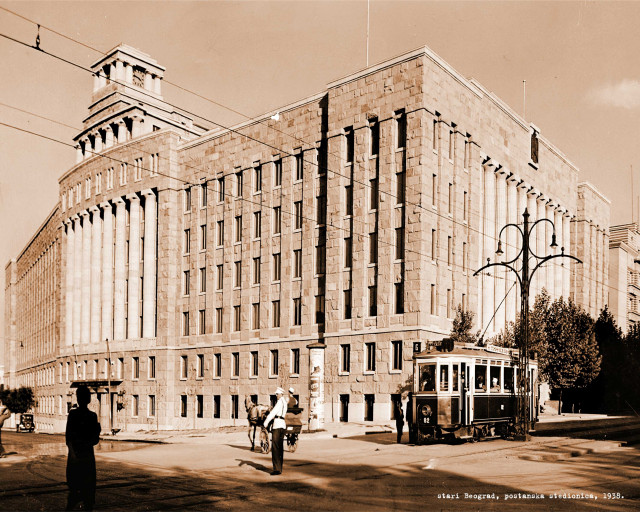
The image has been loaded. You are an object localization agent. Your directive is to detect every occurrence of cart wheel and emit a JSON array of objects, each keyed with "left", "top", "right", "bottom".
[
  {"left": 260, "top": 429, "right": 270, "bottom": 454},
  {"left": 288, "top": 434, "right": 298, "bottom": 453}
]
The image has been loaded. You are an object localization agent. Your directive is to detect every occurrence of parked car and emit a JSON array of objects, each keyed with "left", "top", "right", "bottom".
[{"left": 16, "top": 413, "right": 35, "bottom": 433}]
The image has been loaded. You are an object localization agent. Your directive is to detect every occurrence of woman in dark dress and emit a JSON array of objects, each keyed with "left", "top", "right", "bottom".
[{"left": 65, "top": 385, "right": 101, "bottom": 511}]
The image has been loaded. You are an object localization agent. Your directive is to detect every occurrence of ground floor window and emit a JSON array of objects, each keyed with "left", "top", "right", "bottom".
[
  {"left": 180, "top": 395, "right": 187, "bottom": 417},
  {"left": 197, "top": 394, "right": 204, "bottom": 418},
  {"left": 213, "top": 395, "right": 220, "bottom": 418},
  {"left": 231, "top": 395, "right": 239, "bottom": 419},
  {"left": 364, "top": 394, "right": 375, "bottom": 421},
  {"left": 340, "top": 394, "right": 349, "bottom": 422}
]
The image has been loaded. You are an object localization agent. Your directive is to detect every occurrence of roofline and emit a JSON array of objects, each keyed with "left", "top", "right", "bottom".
[
  {"left": 14, "top": 205, "right": 60, "bottom": 263},
  {"left": 578, "top": 180, "right": 611, "bottom": 205},
  {"left": 91, "top": 44, "right": 166, "bottom": 73}
]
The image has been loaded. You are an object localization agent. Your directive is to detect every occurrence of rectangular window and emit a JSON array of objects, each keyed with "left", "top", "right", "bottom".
[
  {"left": 449, "top": 129, "right": 454, "bottom": 160},
  {"left": 213, "top": 353, "right": 221, "bottom": 378},
  {"left": 274, "top": 159, "right": 282, "bottom": 187},
  {"left": 431, "top": 284, "right": 436, "bottom": 315},
  {"left": 345, "top": 128, "right": 354, "bottom": 163},
  {"left": 233, "top": 305, "right": 241, "bottom": 331},
  {"left": 199, "top": 267, "right": 206, "bottom": 293},
  {"left": 216, "top": 264, "right": 223, "bottom": 290},
  {"left": 252, "top": 302, "right": 260, "bottom": 330},
  {"left": 293, "top": 297, "right": 302, "bottom": 326},
  {"left": 395, "top": 227, "right": 404, "bottom": 260},
  {"left": 316, "top": 243, "right": 326, "bottom": 274},
  {"left": 232, "top": 352, "right": 239, "bottom": 377},
  {"left": 234, "top": 216, "right": 242, "bottom": 243},
  {"left": 315, "top": 294, "right": 325, "bottom": 324},
  {"left": 370, "top": 119, "right": 379, "bottom": 156},
  {"left": 180, "top": 355, "right": 188, "bottom": 379},
  {"left": 183, "top": 270, "right": 190, "bottom": 295},
  {"left": 448, "top": 183, "right": 453, "bottom": 214},
  {"left": 251, "top": 351, "right": 259, "bottom": 377},
  {"left": 148, "top": 395, "right": 156, "bottom": 417},
  {"left": 344, "top": 237, "right": 352, "bottom": 268},
  {"left": 316, "top": 195, "right": 326, "bottom": 224},
  {"left": 201, "top": 183, "right": 207, "bottom": 208},
  {"left": 196, "top": 395, "right": 204, "bottom": 418},
  {"left": 345, "top": 185, "right": 353, "bottom": 216},
  {"left": 150, "top": 153, "right": 159, "bottom": 176},
  {"left": 213, "top": 395, "right": 221, "bottom": 418},
  {"left": 148, "top": 356, "right": 156, "bottom": 379},
  {"left": 369, "top": 178, "right": 378, "bottom": 210},
  {"left": 218, "top": 177, "right": 225, "bottom": 202},
  {"left": 294, "top": 201, "right": 303, "bottom": 230},
  {"left": 295, "top": 152, "right": 303, "bottom": 181},
  {"left": 447, "top": 289, "right": 452, "bottom": 318},
  {"left": 132, "top": 357, "right": 139, "bottom": 380},
  {"left": 432, "top": 174, "right": 437, "bottom": 206},
  {"left": 341, "top": 344, "right": 351, "bottom": 373},
  {"left": 396, "top": 110, "right": 406, "bottom": 149},
  {"left": 253, "top": 211, "right": 261, "bottom": 239},
  {"left": 395, "top": 282, "right": 404, "bottom": 314},
  {"left": 120, "top": 163, "right": 128, "bottom": 186},
  {"left": 431, "top": 229, "right": 437, "bottom": 260},
  {"left": 433, "top": 119, "right": 438, "bottom": 151},
  {"left": 462, "top": 293, "right": 467, "bottom": 311},
  {"left": 364, "top": 394, "right": 374, "bottom": 421},
  {"left": 132, "top": 395, "right": 139, "bottom": 417},
  {"left": 293, "top": 249, "right": 302, "bottom": 278},
  {"left": 234, "top": 260, "right": 241, "bottom": 287},
  {"left": 180, "top": 395, "right": 188, "bottom": 417},
  {"left": 236, "top": 170, "right": 243, "bottom": 196},
  {"left": 107, "top": 168, "right": 113, "bottom": 190},
  {"left": 197, "top": 354, "right": 204, "bottom": 378},
  {"left": 184, "top": 229, "right": 191, "bottom": 254},
  {"left": 270, "top": 349, "right": 279, "bottom": 376},
  {"left": 369, "top": 284, "right": 377, "bottom": 317},
  {"left": 463, "top": 242, "right": 467, "bottom": 273},
  {"left": 216, "top": 220, "right": 224, "bottom": 246},
  {"left": 392, "top": 341, "right": 403, "bottom": 371},
  {"left": 184, "top": 188, "right": 191, "bottom": 212},
  {"left": 231, "top": 395, "right": 239, "bottom": 419},
  {"left": 118, "top": 358, "right": 124, "bottom": 379},
  {"left": 464, "top": 138, "right": 470, "bottom": 169},
  {"left": 182, "top": 311, "right": 190, "bottom": 336},
  {"left": 273, "top": 253, "right": 281, "bottom": 281},
  {"left": 273, "top": 206, "right": 281, "bottom": 234},
  {"left": 135, "top": 158, "right": 143, "bottom": 181},
  {"left": 272, "top": 300, "right": 280, "bottom": 328},
  {"left": 447, "top": 236, "right": 452, "bottom": 266},
  {"left": 254, "top": 165, "right": 262, "bottom": 193},
  {"left": 200, "top": 225, "right": 206, "bottom": 251},
  {"left": 344, "top": 289, "right": 352, "bottom": 319},
  {"left": 369, "top": 232, "right": 378, "bottom": 264},
  {"left": 366, "top": 342, "right": 376, "bottom": 372},
  {"left": 198, "top": 309, "right": 206, "bottom": 335},
  {"left": 216, "top": 308, "right": 223, "bottom": 333},
  {"left": 252, "top": 257, "right": 261, "bottom": 285}
]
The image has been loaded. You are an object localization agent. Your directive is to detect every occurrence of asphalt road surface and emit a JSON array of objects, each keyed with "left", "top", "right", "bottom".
[{"left": 1, "top": 430, "right": 639, "bottom": 511}]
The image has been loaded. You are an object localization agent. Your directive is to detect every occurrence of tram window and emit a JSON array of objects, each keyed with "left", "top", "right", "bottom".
[
  {"left": 504, "top": 367, "right": 514, "bottom": 392},
  {"left": 419, "top": 364, "right": 436, "bottom": 392},
  {"left": 476, "top": 364, "right": 487, "bottom": 391},
  {"left": 490, "top": 366, "right": 501, "bottom": 392},
  {"left": 440, "top": 365, "right": 449, "bottom": 391},
  {"left": 452, "top": 365, "right": 459, "bottom": 392}
]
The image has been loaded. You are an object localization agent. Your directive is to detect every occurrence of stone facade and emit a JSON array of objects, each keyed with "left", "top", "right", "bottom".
[
  {"left": 609, "top": 223, "right": 640, "bottom": 332},
  {"left": 4, "top": 44, "right": 610, "bottom": 432}
]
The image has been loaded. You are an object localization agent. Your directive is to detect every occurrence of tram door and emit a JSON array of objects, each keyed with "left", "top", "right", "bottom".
[{"left": 460, "top": 362, "right": 467, "bottom": 425}]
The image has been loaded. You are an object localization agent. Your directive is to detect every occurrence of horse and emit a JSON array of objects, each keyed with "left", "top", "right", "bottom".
[{"left": 245, "top": 396, "right": 272, "bottom": 451}]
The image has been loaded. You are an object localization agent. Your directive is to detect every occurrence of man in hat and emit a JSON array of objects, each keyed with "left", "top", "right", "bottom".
[
  {"left": 287, "top": 387, "right": 298, "bottom": 408},
  {"left": 264, "top": 387, "right": 288, "bottom": 475}
]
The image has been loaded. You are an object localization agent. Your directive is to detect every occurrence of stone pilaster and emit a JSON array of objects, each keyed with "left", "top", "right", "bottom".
[
  {"left": 545, "top": 201, "right": 555, "bottom": 298},
  {"left": 101, "top": 202, "right": 114, "bottom": 342},
  {"left": 104, "top": 126, "right": 114, "bottom": 149},
  {"left": 553, "top": 208, "right": 563, "bottom": 300},
  {"left": 536, "top": 196, "right": 546, "bottom": 300},
  {"left": 494, "top": 168, "right": 506, "bottom": 332},
  {"left": 482, "top": 161, "right": 495, "bottom": 333},
  {"left": 90, "top": 206, "right": 102, "bottom": 344},
  {"left": 113, "top": 197, "right": 127, "bottom": 340},
  {"left": 562, "top": 212, "right": 571, "bottom": 299},
  {"left": 526, "top": 189, "right": 539, "bottom": 305},
  {"left": 505, "top": 176, "right": 518, "bottom": 324},
  {"left": 72, "top": 214, "right": 82, "bottom": 344},
  {"left": 64, "top": 219, "right": 74, "bottom": 347},
  {"left": 142, "top": 190, "right": 157, "bottom": 338},
  {"left": 127, "top": 193, "right": 141, "bottom": 339},
  {"left": 80, "top": 210, "right": 92, "bottom": 343}
]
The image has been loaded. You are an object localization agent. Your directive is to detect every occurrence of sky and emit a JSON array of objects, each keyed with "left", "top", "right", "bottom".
[{"left": 1, "top": 0, "right": 640, "bottom": 353}]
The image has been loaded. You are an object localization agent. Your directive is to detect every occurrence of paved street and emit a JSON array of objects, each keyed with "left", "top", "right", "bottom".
[{"left": 1, "top": 429, "right": 639, "bottom": 511}]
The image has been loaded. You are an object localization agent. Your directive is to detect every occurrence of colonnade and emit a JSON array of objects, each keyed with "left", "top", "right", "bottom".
[
  {"left": 75, "top": 114, "right": 152, "bottom": 163},
  {"left": 63, "top": 189, "right": 157, "bottom": 346}
]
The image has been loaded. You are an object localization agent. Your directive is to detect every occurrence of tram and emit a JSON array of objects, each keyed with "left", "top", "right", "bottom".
[{"left": 410, "top": 341, "right": 538, "bottom": 443}]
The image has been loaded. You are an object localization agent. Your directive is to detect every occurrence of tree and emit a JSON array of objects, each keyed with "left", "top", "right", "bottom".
[
  {"left": 450, "top": 305, "right": 478, "bottom": 345},
  {"left": 589, "top": 307, "right": 624, "bottom": 412},
  {"left": 0, "top": 386, "right": 36, "bottom": 414}
]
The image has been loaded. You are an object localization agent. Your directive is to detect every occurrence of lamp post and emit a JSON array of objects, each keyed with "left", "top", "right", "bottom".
[{"left": 474, "top": 208, "right": 581, "bottom": 440}]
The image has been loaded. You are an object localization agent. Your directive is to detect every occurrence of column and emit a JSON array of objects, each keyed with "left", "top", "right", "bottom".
[
  {"left": 90, "top": 206, "right": 102, "bottom": 344},
  {"left": 562, "top": 212, "right": 571, "bottom": 299},
  {"left": 98, "top": 70, "right": 106, "bottom": 89},
  {"left": 494, "top": 168, "right": 507, "bottom": 333},
  {"left": 113, "top": 198, "right": 127, "bottom": 340},
  {"left": 101, "top": 202, "right": 114, "bottom": 342},
  {"left": 590, "top": 223, "right": 597, "bottom": 316},
  {"left": 307, "top": 342, "right": 325, "bottom": 431},
  {"left": 64, "top": 219, "right": 74, "bottom": 347},
  {"left": 94, "top": 132, "right": 103, "bottom": 153},
  {"left": 154, "top": 76, "right": 161, "bottom": 95},
  {"left": 545, "top": 201, "right": 555, "bottom": 299},
  {"left": 93, "top": 73, "right": 100, "bottom": 93},
  {"left": 72, "top": 215, "right": 82, "bottom": 344},
  {"left": 82, "top": 137, "right": 92, "bottom": 160},
  {"left": 516, "top": 182, "right": 528, "bottom": 314},
  {"left": 505, "top": 176, "right": 518, "bottom": 324},
  {"left": 482, "top": 163, "right": 495, "bottom": 333},
  {"left": 104, "top": 125, "right": 114, "bottom": 149},
  {"left": 536, "top": 196, "right": 546, "bottom": 300},
  {"left": 554, "top": 208, "right": 563, "bottom": 300},
  {"left": 116, "top": 60, "right": 124, "bottom": 81},
  {"left": 80, "top": 210, "right": 92, "bottom": 343},
  {"left": 527, "top": 189, "right": 538, "bottom": 304},
  {"left": 142, "top": 190, "right": 157, "bottom": 338},
  {"left": 116, "top": 120, "right": 127, "bottom": 144},
  {"left": 125, "top": 63, "right": 133, "bottom": 83},
  {"left": 127, "top": 193, "right": 141, "bottom": 339},
  {"left": 131, "top": 115, "right": 143, "bottom": 138},
  {"left": 75, "top": 144, "right": 83, "bottom": 164},
  {"left": 144, "top": 72, "right": 152, "bottom": 91}
]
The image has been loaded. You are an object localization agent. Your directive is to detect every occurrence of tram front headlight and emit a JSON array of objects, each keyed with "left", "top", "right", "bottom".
[{"left": 421, "top": 405, "right": 432, "bottom": 417}]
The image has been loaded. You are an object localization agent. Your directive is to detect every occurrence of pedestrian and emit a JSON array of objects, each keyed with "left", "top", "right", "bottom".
[
  {"left": 406, "top": 393, "right": 415, "bottom": 444},
  {"left": 0, "top": 405, "right": 12, "bottom": 458},
  {"left": 264, "top": 387, "right": 287, "bottom": 475},
  {"left": 287, "top": 387, "right": 298, "bottom": 408},
  {"left": 65, "top": 385, "right": 101, "bottom": 511},
  {"left": 395, "top": 401, "right": 404, "bottom": 444}
]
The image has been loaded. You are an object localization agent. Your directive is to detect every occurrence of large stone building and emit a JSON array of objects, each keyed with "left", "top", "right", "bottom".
[
  {"left": 608, "top": 223, "right": 640, "bottom": 332},
  {"left": 3, "top": 44, "right": 609, "bottom": 433}
]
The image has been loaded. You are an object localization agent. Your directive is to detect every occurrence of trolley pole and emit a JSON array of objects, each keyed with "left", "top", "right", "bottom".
[{"left": 474, "top": 208, "right": 581, "bottom": 441}]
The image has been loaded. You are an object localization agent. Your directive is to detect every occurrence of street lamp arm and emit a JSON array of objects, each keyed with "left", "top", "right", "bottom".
[
  {"left": 473, "top": 261, "right": 523, "bottom": 289},
  {"left": 527, "top": 218, "right": 556, "bottom": 260},
  {"left": 529, "top": 253, "right": 582, "bottom": 284},
  {"left": 497, "top": 223, "right": 525, "bottom": 265}
]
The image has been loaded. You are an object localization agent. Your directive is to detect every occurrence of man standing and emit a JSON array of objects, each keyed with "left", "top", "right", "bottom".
[
  {"left": 0, "top": 405, "right": 12, "bottom": 458},
  {"left": 395, "top": 401, "right": 404, "bottom": 444},
  {"left": 287, "top": 387, "right": 298, "bottom": 408},
  {"left": 264, "top": 387, "right": 287, "bottom": 475}
]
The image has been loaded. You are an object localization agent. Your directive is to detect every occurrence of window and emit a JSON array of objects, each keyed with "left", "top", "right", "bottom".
[
  {"left": 370, "top": 178, "right": 378, "bottom": 210},
  {"left": 345, "top": 128, "right": 354, "bottom": 163},
  {"left": 369, "top": 232, "right": 378, "bottom": 264},
  {"left": 293, "top": 297, "right": 302, "bottom": 326},
  {"left": 216, "top": 220, "right": 224, "bottom": 246},
  {"left": 216, "top": 264, "right": 223, "bottom": 290},
  {"left": 201, "top": 183, "right": 208, "bottom": 208},
  {"left": 395, "top": 227, "right": 404, "bottom": 260},
  {"left": 396, "top": 110, "right": 406, "bottom": 149},
  {"left": 213, "top": 395, "right": 221, "bottom": 418},
  {"left": 148, "top": 356, "right": 156, "bottom": 379},
  {"left": 394, "top": 282, "right": 404, "bottom": 314},
  {"left": 273, "top": 253, "right": 281, "bottom": 281},
  {"left": 447, "top": 236, "right": 452, "bottom": 266},
  {"left": 293, "top": 249, "right": 302, "bottom": 278},
  {"left": 345, "top": 185, "right": 353, "bottom": 216},
  {"left": 476, "top": 364, "right": 487, "bottom": 391},
  {"left": 236, "top": 170, "right": 243, "bottom": 196},
  {"left": 344, "top": 289, "right": 352, "bottom": 319},
  {"left": 294, "top": 201, "right": 302, "bottom": 230},
  {"left": 253, "top": 211, "right": 261, "bottom": 239},
  {"left": 216, "top": 308, "right": 223, "bottom": 333},
  {"left": 291, "top": 348, "right": 300, "bottom": 375},
  {"left": 252, "top": 257, "right": 261, "bottom": 285},
  {"left": 117, "top": 358, "right": 124, "bottom": 379},
  {"left": 270, "top": 349, "right": 279, "bottom": 376},
  {"left": 392, "top": 341, "right": 403, "bottom": 371},
  {"left": 132, "top": 395, "right": 139, "bottom": 417},
  {"left": 315, "top": 294, "right": 325, "bottom": 324},
  {"left": 218, "top": 177, "right": 225, "bottom": 202},
  {"left": 463, "top": 242, "right": 467, "bottom": 273},
  {"left": 180, "top": 355, "right": 188, "bottom": 379},
  {"left": 213, "top": 353, "right": 221, "bottom": 378},
  {"left": 234, "top": 261, "right": 241, "bottom": 287},
  {"left": 184, "top": 188, "right": 191, "bottom": 212},
  {"left": 273, "top": 206, "right": 281, "bottom": 234},
  {"left": 341, "top": 344, "right": 351, "bottom": 373},
  {"left": 251, "top": 351, "right": 259, "bottom": 377},
  {"left": 274, "top": 159, "right": 282, "bottom": 187},
  {"left": 231, "top": 395, "right": 239, "bottom": 419},
  {"left": 197, "top": 354, "right": 204, "bottom": 378},
  {"left": 120, "top": 163, "right": 128, "bottom": 186},
  {"left": 150, "top": 153, "right": 159, "bottom": 176},
  {"left": 431, "top": 284, "right": 436, "bottom": 315},
  {"left": 148, "top": 395, "right": 156, "bottom": 417},
  {"left": 184, "top": 229, "right": 191, "bottom": 254},
  {"left": 316, "top": 243, "right": 326, "bottom": 274},
  {"left": 183, "top": 270, "right": 190, "bottom": 295},
  {"left": 369, "top": 284, "right": 377, "bottom": 316},
  {"left": 232, "top": 352, "right": 239, "bottom": 377},
  {"left": 432, "top": 174, "right": 437, "bottom": 206},
  {"left": 252, "top": 303, "right": 260, "bottom": 330},
  {"left": 272, "top": 300, "right": 280, "bottom": 328},
  {"left": 199, "top": 267, "right": 206, "bottom": 293},
  {"left": 316, "top": 195, "right": 326, "bottom": 224},
  {"left": 369, "top": 119, "right": 379, "bottom": 156},
  {"left": 134, "top": 158, "right": 143, "bottom": 181},
  {"left": 366, "top": 342, "right": 376, "bottom": 372},
  {"left": 254, "top": 165, "right": 262, "bottom": 192},
  {"left": 433, "top": 119, "right": 438, "bottom": 151},
  {"left": 200, "top": 225, "right": 207, "bottom": 251},
  {"left": 344, "top": 237, "right": 352, "bottom": 268},
  {"left": 295, "top": 152, "right": 303, "bottom": 181},
  {"left": 504, "top": 366, "right": 514, "bottom": 392},
  {"left": 431, "top": 229, "right": 437, "bottom": 260},
  {"left": 447, "top": 288, "right": 452, "bottom": 318},
  {"left": 196, "top": 395, "right": 204, "bottom": 418},
  {"left": 233, "top": 305, "right": 241, "bottom": 331},
  {"left": 107, "top": 168, "right": 113, "bottom": 190},
  {"left": 95, "top": 173, "right": 102, "bottom": 194},
  {"left": 182, "top": 311, "right": 190, "bottom": 336},
  {"left": 235, "top": 216, "right": 242, "bottom": 243},
  {"left": 132, "top": 357, "right": 139, "bottom": 379},
  {"left": 364, "top": 394, "right": 374, "bottom": 421},
  {"left": 198, "top": 309, "right": 206, "bottom": 335},
  {"left": 448, "top": 183, "right": 453, "bottom": 214},
  {"left": 449, "top": 129, "right": 454, "bottom": 160}
]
